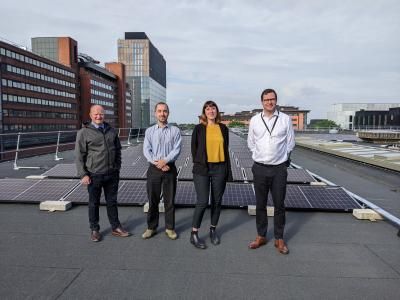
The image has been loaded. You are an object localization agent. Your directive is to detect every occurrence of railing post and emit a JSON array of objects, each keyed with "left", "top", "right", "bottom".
[
  {"left": 137, "top": 128, "right": 141, "bottom": 143},
  {"left": 127, "top": 128, "right": 132, "bottom": 145},
  {"left": 54, "top": 131, "right": 63, "bottom": 161},
  {"left": 13, "top": 132, "right": 21, "bottom": 170}
]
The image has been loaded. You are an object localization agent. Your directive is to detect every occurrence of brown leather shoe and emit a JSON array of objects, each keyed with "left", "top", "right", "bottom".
[
  {"left": 248, "top": 236, "right": 267, "bottom": 249},
  {"left": 112, "top": 227, "right": 131, "bottom": 237},
  {"left": 274, "top": 239, "right": 289, "bottom": 254},
  {"left": 90, "top": 230, "right": 102, "bottom": 242}
]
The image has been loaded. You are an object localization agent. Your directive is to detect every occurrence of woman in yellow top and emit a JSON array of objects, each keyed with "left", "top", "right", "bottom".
[{"left": 190, "top": 100, "right": 232, "bottom": 249}]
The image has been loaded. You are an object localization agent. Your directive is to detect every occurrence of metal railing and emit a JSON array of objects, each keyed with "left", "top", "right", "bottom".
[{"left": 0, "top": 128, "right": 146, "bottom": 169}]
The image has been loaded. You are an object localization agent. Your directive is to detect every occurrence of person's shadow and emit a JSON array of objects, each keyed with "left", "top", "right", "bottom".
[{"left": 281, "top": 210, "right": 312, "bottom": 242}]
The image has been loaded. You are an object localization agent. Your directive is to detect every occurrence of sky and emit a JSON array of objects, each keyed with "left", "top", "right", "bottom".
[{"left": 1, "top": 0, "right": 400, "bottom": 123}]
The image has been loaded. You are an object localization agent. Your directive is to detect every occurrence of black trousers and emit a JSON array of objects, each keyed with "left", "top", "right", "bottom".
[
  {"left": 87, "top": 171, "right": 121, "bottom": 231},
  {"left": 252, "top": 162, "right": 287, "bottom": 239},
  {"left": 146, "top": 164, "right": 177, "bottom": 230},
  {"left": 192, "top": 162, "right": 227, "bottom": 229}
]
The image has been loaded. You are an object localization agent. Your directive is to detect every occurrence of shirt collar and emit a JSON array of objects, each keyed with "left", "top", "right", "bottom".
[
  {"left": 156, "top": 122, "right": 169, "bottom": 129},
  {"left": 91, "top": 122, "right": 104, "bottom": 129},
  {"left": 262, "top": 110, "right": 279, "bottom": 119}
]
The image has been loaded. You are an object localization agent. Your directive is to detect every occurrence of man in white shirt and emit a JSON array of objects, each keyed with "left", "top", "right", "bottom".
[{"left": 247, "top": 89, "right": 295, "bottom": 254}]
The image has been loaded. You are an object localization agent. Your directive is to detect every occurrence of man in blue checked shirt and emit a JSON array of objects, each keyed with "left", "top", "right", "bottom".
[{"left": 142, "top": 102, "right": 182, "bottom": 240}]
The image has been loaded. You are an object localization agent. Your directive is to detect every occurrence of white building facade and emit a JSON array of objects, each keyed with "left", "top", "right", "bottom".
[{"left": 327, "top": 103, "right": 400, "bottom": 130}]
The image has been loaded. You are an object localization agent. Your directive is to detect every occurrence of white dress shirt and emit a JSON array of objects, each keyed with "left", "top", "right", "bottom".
[{"left": 247, "top": 110, "right": 295, "bottom": 165}]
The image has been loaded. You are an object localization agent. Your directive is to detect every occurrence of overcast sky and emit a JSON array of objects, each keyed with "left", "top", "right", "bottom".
[{"left": 1, "top": 0, "right": 399, "bottom": 123}]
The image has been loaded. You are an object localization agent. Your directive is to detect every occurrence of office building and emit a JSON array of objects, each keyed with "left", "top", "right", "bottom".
[
  {"left": 118, "top": 32, "right": 166, "bottom": 128},
  {"left": 32, "top": 37, "right": 130, "bottom": 129},
  {"left": 354, "top": 107, "right": 400, "bottom": 129},
  {"left": 0, "top": 39, "right": 79, "bottom": 134},
  {"left": 327, "top": 103, "right": 400, "bottom": 130}
]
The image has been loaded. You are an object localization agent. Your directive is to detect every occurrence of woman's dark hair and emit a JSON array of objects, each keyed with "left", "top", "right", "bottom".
[{"left": 199, "top": 100, "right": 221, "bottom": 125}]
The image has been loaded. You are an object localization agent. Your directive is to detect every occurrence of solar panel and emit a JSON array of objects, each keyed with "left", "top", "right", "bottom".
[
  {"left": 0, "top": 179, "right": 38, "bottom": 201},
  {"left": 120, "top": 165, "right": 148, "bottom": 179},
  {"left": 287, "top": 169, "right": 315, "bottom": 183},
  {"left": 117, "top": 181, "right": 148, "bottom": 204},
  {"left": 300, "top": 186, "right": 361, "bottom": 210},
  {"left": 267, "top": 185, "right": 312, "bottom": 209},
  {"left": 177, "top": 163, "right": 193, "bottom": 180},
  {"left": 222, "top": 183, "right": 255, "bottom": 207},
  {"left": 242, "top": 168, "right": 315, "bottom": 183},
  {"left": 243, "top": 167, "right": 253, "bottom": 181},
  {"left": 237, "top": 157, "right": 254, "bottom": 167},
  {"left": 42, "top": 164, "right": 77, "bottom": 178},
  {"left": 63, "top": 183, "right": 91, "bottom": 203},
  {"left": 231, "top": 165, "right": 244, "bottom": 181},
  {"left": 13, "top": 179, "right": 80, "bottom": 202},
  {"left": 175, "top": 181, "right": 197, "bottom": 205}
]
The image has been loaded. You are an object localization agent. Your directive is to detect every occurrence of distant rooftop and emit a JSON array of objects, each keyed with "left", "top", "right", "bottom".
[{"left": 124, "top": 32, "right": 149, "bottom": 40}]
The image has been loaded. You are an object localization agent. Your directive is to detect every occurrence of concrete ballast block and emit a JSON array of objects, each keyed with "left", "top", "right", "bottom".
[
  {"left": 26, "top": 175, "right": 47, "bottom": 179},
  {"left": 143, "top": 202, "right": 165, "bottom": 213},
  {"left": 40, "top": 201, "right": 71, "bottom": 212},
  {"left": 353, "top": 209, "right": 383, "bottom": 221},
  {"left": 247, "top": 205, "right": 274, "bottom": 216}
]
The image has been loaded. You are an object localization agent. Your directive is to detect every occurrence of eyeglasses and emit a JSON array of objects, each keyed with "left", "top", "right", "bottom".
[{"left": 262, "top": 98, "right": 276, "bottom": 102}]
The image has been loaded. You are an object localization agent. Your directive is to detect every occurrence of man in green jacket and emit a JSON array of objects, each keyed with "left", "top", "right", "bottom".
[{"left": 75, "top": 105, "right": 130, "bottom": 242}]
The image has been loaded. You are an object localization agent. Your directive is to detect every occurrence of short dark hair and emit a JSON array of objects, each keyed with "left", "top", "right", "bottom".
[
  {"left": 260, "top": 89, "right": 278, "bottom": 102},
  {"left": 154, "top": 102, "right": 169, "bottom": 112}
]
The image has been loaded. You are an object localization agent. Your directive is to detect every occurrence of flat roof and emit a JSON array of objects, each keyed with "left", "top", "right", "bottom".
[{"left": 0, "top": 137, "right": 399, "bottom": 298}]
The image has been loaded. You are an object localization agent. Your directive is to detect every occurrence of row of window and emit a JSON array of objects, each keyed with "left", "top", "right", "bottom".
[
  {"left": 90, "top": 88, "right": 114, "bottom": 99},
  {"left": 2, "top": 79, "right": 76, "bottom": 99},
  {"left": 6, "top": 64, "right": 75, "bottom": 88},
  {"left": 3, "top": 123, "right": 76, "bottom": 132},
  {"left": 3, "top": 109, "right": 76, "bottom": 120},
  {"left": 0, "top": 47, "right": 75, "bottom": 78},
  {"left": 90, "top": 79, "right": 113, "bottom": 91},
  {"left": 104, "top": 109, "right": 114, "bottom": 115},
  {"left": 90, "top": 98, "right": 114, "bottom": 108},
  {"left": 2, "top": 93, "right": 74, "bottom": 109}
]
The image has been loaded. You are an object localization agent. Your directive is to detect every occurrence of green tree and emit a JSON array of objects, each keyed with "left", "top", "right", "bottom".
[
  {"left": 227, "top": 121, "right": 246, "bottom": 128},
  {"left": 310, "top": 120, "right": 339, "bottom": 129}
]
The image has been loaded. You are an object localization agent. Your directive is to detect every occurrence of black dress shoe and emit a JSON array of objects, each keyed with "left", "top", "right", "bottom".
[
  {"left": 91, "top": 230, "right": 102, "bottom": 242},
  {"left": 190, "top": 231, "right": 206, "bottom": 249},
  {"left": 210, "top": 227, "right": 220, "bottom": 245}
]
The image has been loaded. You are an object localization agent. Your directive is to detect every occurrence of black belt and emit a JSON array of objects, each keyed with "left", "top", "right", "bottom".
[{"left": 254, "top": 161, "right": 284, "bottom": 167}]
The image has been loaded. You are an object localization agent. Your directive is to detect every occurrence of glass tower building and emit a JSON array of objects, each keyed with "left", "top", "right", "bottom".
[{"left": 118, "top": 32, "right": 166, "bottom": 128}]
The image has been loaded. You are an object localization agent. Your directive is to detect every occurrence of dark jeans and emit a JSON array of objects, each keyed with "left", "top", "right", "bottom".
[
  {"left": 146, "top": 164, "right": 177, "bottom": 230},
  {"left": 192, "top": 162, "right": 227, "bottom": 229},
  {"left": 87, "top": 171, "right": 121, "bottom": 231},
  {"left": 252, "top": 162, "right": 287, "bottom": 239}
]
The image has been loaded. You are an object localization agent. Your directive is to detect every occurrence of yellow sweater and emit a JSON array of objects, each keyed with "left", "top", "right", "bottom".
[{"left": 206, "top": 124, "right": 225, "bottom": 163}]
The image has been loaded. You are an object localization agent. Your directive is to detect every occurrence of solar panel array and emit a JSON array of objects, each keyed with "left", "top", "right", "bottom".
[{"left": 0, "top": 132, "right": 362, "bottom": 211}]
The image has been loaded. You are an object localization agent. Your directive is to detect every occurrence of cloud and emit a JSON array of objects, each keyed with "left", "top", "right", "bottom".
[{"left": 1, "top": 0, "right": 399, "bottom": 123}]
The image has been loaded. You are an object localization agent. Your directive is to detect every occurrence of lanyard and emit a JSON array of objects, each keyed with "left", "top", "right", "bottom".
[{"left": 261, "top": 112, "right": 279, "bottom": 136}]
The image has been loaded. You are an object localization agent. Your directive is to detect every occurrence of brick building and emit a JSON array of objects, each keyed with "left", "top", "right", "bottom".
[{"left": 222, "top": 106, "right": 309, "bottom": 130}]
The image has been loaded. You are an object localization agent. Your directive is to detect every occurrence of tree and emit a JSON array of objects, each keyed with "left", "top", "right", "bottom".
[
  {"left": 310, "top": 120, "right": 339, "bottom": 129},
  {"left": 227, "top": 121, "right": 246, "bottom": 128}
]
